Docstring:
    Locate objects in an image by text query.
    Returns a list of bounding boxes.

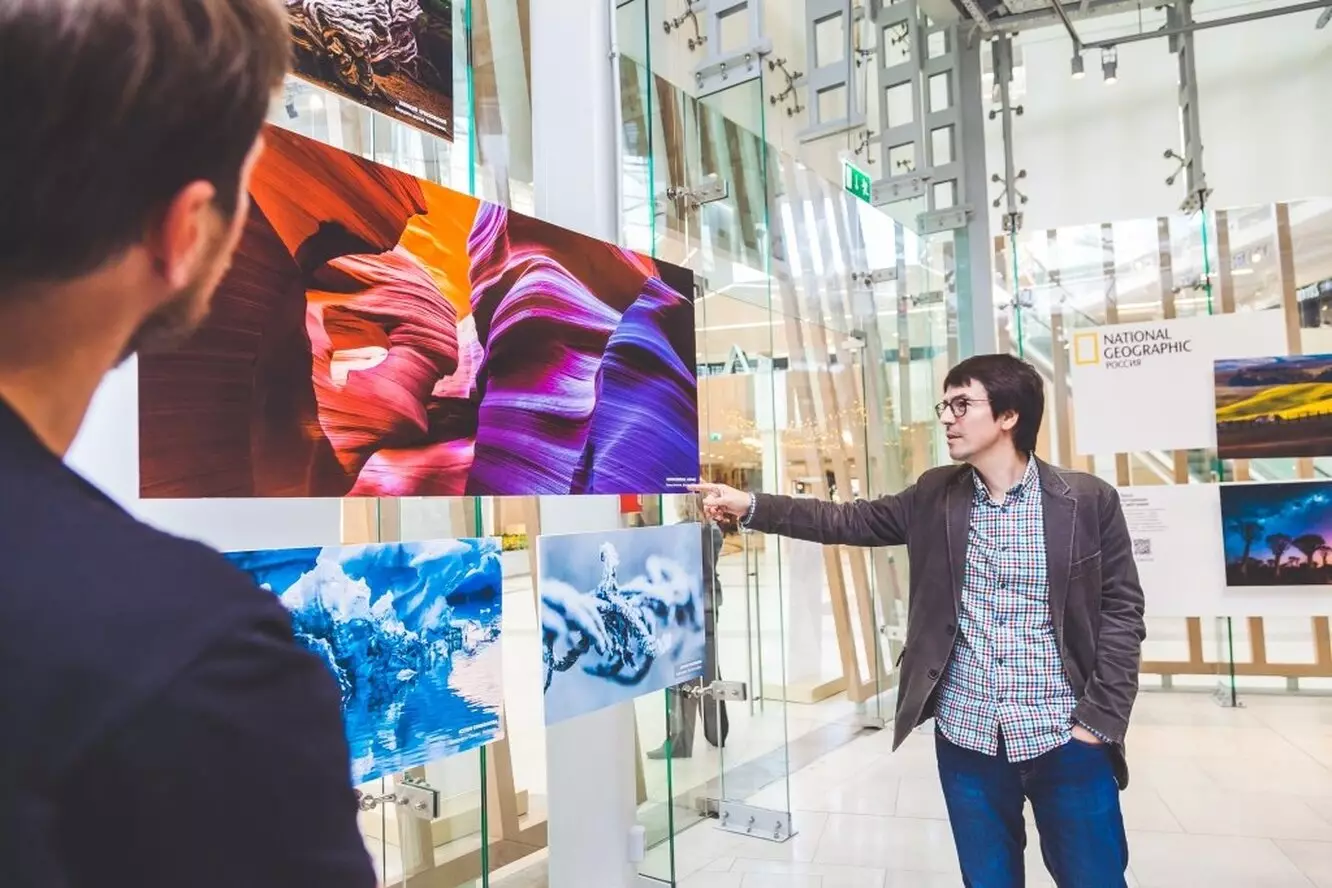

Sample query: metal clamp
[353,776,440,822]
[681,679,749,702]
[662,174,731,210]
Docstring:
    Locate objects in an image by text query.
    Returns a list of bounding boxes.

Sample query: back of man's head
[0,0,290,292]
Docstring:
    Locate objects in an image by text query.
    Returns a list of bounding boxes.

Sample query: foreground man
[0,1,375,885]
[693,354,1145,888]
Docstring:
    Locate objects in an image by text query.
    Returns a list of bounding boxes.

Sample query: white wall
[991,0,1332,232]
[66,359,342,553]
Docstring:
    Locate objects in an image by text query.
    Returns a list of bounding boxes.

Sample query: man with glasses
[692,353,1145,888]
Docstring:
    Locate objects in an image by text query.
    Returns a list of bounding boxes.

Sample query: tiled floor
[670,692,1332,887]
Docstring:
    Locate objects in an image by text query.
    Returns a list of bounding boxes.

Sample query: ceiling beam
[1081,0,1331,48]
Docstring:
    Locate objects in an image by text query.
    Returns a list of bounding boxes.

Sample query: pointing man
[693,353,1145,888]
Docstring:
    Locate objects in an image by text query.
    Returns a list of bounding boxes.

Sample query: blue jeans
[935,731,1129,888]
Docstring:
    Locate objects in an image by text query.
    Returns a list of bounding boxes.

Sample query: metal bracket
[662,0,708,51]
[663,173,731,209]
[717,801,794,843]
[767,56,806,119]
[691,0,774,97]
[682,679,749,702]
[911,289,946,306]
[692,273,710,303]
[918,206,971,234]
[354,777,440,822]
[873,174,930,205]
[850,267,899,288]
[695,47,771,96]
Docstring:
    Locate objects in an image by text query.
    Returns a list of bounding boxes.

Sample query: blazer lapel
[1037,457,1076,634]
[944,472,970,614]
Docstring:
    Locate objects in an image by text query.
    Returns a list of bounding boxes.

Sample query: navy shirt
[0,398,376,887]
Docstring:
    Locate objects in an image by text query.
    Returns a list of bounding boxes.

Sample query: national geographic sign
[1072,327,1194,370]
[1068,311,1287,455]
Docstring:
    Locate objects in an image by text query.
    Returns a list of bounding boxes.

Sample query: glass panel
[930,125,955,165]
[927,70,952,113]
[717,4,750,54]
[815,13,846,67]
[888,142,917,176]
[885,81,915,127]
[817,84,848,124]
[883,25,912,67]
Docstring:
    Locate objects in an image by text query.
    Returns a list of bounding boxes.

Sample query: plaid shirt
[934,458,1080,762]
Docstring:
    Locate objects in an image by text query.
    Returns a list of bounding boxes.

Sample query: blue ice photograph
[226,538,504,784]
[538,523,706,725]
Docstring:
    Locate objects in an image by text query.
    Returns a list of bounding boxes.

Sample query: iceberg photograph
[538,524,706,726]
[226,537,504,784]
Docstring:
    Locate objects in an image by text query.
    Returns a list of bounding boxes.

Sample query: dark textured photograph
[1215,354,1332,460]
[538,524,706,726]
[287,0,455,139]
[1221,481,1332,586]
[138,125,699,498]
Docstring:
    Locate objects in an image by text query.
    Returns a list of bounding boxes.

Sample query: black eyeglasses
[934,396,988,419]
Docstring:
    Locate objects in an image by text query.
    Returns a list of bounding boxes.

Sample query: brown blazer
[749,456,1146,789]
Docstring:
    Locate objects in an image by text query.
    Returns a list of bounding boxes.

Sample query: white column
[530,2,640,887]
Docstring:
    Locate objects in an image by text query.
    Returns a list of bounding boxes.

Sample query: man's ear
[145,180,219,290]
[999,410,1020,432]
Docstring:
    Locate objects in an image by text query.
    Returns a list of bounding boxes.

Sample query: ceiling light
[1101,46,1118,84]
[1071,53,1085,79]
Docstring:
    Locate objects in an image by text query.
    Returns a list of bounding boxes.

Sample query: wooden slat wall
[1016,205,1332,682]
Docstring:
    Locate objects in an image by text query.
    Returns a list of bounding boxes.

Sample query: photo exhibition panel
[538,523,707,726]
[137,125,700,499]
[1216,353,1332,461]
[226,537,505,784]
[287,0,456,140]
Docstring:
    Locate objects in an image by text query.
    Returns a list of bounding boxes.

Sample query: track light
[1070,53,1085,79]
[1101,46,1118,84]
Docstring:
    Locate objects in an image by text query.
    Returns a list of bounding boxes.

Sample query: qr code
[1132,538,1152,557]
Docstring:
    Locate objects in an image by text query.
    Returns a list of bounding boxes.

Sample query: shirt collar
[971,455,1038,504]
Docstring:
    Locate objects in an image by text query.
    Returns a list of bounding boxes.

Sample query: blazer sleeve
[1072,485,1147,745]
[59,611,377,888]
[746,486,915,548]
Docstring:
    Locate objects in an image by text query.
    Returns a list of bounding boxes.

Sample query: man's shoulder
[1043,462,1118,501]
[0,467,292,702]
[913,463,971,491]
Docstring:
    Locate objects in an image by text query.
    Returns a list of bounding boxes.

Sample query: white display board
[1119,483,1330,618]
[1120,485,1226,617]
[1070,311,1287,455]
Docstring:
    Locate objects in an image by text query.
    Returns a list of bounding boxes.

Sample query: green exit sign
[843,160,872,204]
[708,432,723,442]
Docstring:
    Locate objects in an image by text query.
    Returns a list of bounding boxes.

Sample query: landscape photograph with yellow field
[1215,354,1332,460]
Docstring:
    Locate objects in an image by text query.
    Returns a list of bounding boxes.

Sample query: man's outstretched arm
[692,482,915,548]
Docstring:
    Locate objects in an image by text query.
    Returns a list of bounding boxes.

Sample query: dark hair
[0,0,290,289]
[943,354,1045,453]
